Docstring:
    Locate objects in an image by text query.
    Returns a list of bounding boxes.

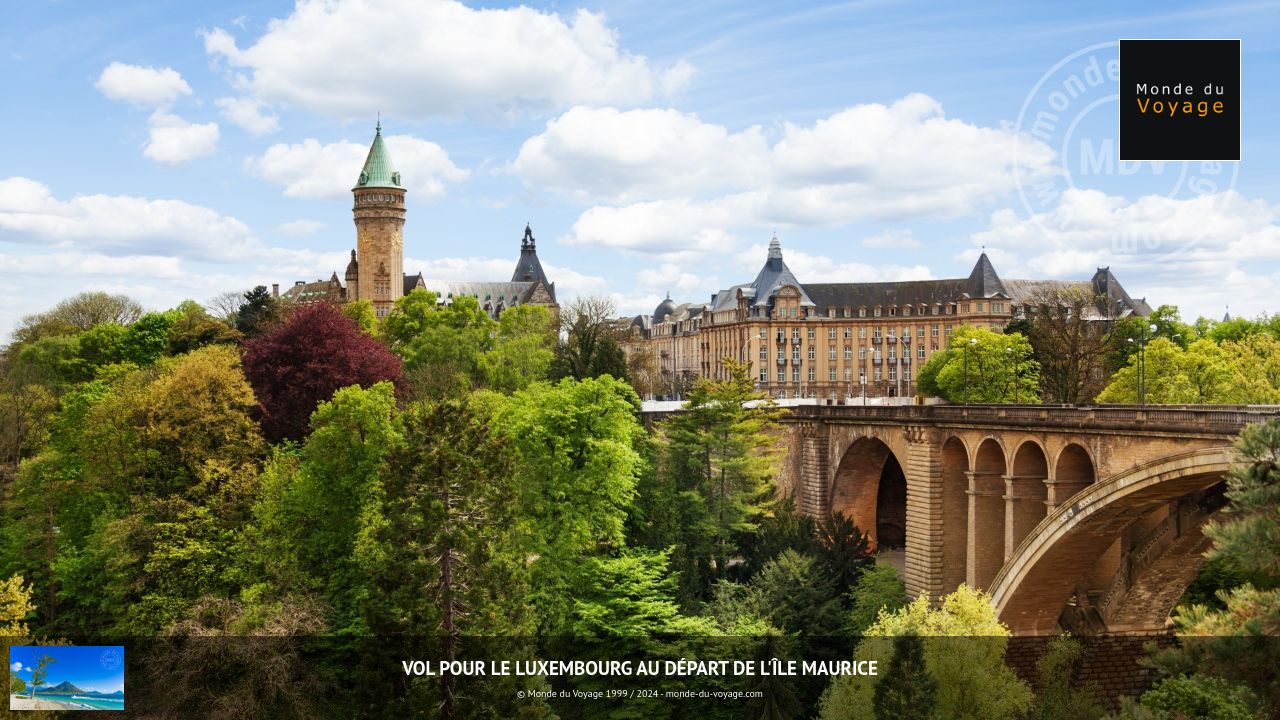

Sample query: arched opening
[1007,442,1050,560]
[941,437,969,594]
[969,438,1007,590]
[1051,444,1096,509]
[830,437,908,569]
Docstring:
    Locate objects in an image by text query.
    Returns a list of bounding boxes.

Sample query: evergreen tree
[661,358,782,606]
[873,634,936,720]
[235,285,278,336]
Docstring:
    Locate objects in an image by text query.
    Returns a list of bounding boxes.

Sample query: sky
[9,645,125,694]
[2,0,1279,340]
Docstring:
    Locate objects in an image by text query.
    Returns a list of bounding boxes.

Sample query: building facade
[621,237,1150,401]
[278,123,558,320]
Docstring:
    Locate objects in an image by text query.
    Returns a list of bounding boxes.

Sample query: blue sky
[9,645,125,694]
[2,0,1278,339]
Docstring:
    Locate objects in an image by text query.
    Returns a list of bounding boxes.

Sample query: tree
[1096,338,1193,404]
[819,585,1032,720]
[749,550,845,640]
[845,565,907,637]
[815,512,874,597]
[242,302,402,441]
[571,547,714,637]
[121,311,179,365]
[1124,675,1259,720]
[485,376,644,634]
[1017,285,1122,403]
[1024,635,1105,720]
[917,326,1039,403]
[381,290,497,400]
[235,285,279,336]
[661,359,783,605]
[30,653,54,699]
[873,634,936,720]
[1151,419,1280,716]
[478,304,555,393]
[0,574,34,635]
[206,290,246,324]
[14,292,142,344]
[550,295,629,382]
[166,300,240,355]
[1222,334,1280,404]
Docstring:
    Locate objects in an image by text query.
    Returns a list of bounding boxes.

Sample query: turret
[352,120,406,317]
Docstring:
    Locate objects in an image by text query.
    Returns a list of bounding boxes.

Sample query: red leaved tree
[242,302,401,442]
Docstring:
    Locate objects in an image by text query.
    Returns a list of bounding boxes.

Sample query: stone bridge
[657,403,1279,636]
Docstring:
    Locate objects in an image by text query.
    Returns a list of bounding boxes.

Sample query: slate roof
[353,121,402,190]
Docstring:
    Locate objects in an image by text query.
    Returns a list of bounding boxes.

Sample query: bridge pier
[1004,474,1048,561]
[903,427,944,602]
[967,470,1006,590]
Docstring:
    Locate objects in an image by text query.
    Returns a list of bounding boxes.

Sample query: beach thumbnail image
[8,645,124,712]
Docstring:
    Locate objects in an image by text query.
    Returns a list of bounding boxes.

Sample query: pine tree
[873,634,936,720]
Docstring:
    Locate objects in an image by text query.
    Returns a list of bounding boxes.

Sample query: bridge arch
[940,436,969,593]
[990,447,1235,635]
[830,437,908,553]
[1008,441,1050,560]
[969,437,1007,589]
[1051,443,1096,508]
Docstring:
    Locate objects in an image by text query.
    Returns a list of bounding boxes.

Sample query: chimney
[272,283,279,297]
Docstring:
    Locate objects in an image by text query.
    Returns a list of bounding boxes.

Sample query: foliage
[14,291,142,344]
[1024,635,1105,720]
[845,565,907,637]
[917,326,1039,403]
[1096,335,1280,404]
[550,295,629,383]
[872,634,936,720]
[235,285,279,336]
[1129,675,1259,720]
[819,585,1031,720]
[121,310,179,365]
[242,302,402,441]
[478,304,555,393]
[571,547,715,637]
[748,550,845,640]
[341,299,377,335]
[165,300,240,355]
[1017,285,1124,403]
[736,497,818,580]
[661,359,782,606]
[0,574,34,635]
[814,512,875,597]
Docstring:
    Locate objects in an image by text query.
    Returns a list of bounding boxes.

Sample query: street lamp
[1006,346,1016,404]
[963,337,978,404]
[1129,323,1158,405]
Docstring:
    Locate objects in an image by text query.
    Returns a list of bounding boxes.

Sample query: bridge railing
[782,403,1280,433]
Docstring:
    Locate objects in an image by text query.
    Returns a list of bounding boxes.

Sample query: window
[859,327,867,339]
[917,345,925,358]
[859,348,867,360]
[828,328,837,340]
[992,302,1004,312]
[962,303,971,314]
[759,328,767,339]
[889,349,896,360]
[917,327,925,338]
[843,327,852,339]
[791,328,800,341]
[759,368,768,382]
[889,306,897,316]
[945,326,953,337]
[889,368,897,381]
[759,347,767,359]
[807,328,815,340]
[874,369,882,381]
[829,368,837,381]
[931,324,939,337]
[905,370,912,381]
[873,328,882,340]
[844,346,852,360]
[859,307,867,317]
[778,370,786,383]
[792,347,800,361]
[976,302,984,312]
[791,307,798,318]
[859,369,866,382]
[828,347,836,360]
[904,306,911,316]
[828,308,835,318]
[792,369,800,383]
[808,368,816,381]
[932,343,939,352]
[874,307,882,317]
[844,367,852,381]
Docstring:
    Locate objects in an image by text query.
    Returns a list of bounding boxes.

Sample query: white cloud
[0,252,185,279]
[969,188,1280,320]
[510,106,767,204]
[0,176,255,261]
[144,112,220,164]
[530,95,1055,256]
[861,229,920,250]
[246,135,468,199]
[635,263,718,299]
[202,0,691,120]
[277,219,325,236]
[215,96,279,135]
[96,62,192,107]
[10,662,21,672]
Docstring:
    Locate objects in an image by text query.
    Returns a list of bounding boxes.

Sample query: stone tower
[351,121,405,318]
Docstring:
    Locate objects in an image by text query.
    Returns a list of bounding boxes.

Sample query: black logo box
[1119,39,1240,161]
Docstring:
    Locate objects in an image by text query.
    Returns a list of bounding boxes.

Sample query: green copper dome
[354,121,403,190]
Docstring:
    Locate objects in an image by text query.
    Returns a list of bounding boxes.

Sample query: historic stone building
[277,122,558,320]
[621,237,1150,400]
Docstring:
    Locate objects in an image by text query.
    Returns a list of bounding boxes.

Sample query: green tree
[1222,334,1280,404]
[917,326,1038,403]
[386,290,497,399]
[571,547,715,637]
[235,285,279,336]
[1096,337,1196,404]
[819,585,1032,720]
[873,634,936,720]
[749,549,845,640]
[478,304,555,393]
[661,358,782,605]
[845,565,907,637]
[10,674,25,695]
[14,292,142,344]
[165,299,240,355]
[341,299,378,335]
[1125,675,1259,720]
[121,310,178,365]
[1024,635,1105,720]
[550,295,629,382]
[30,653,54,699]
[485,376,644,634]
[815,512,874,597]
[76,322,128,371]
